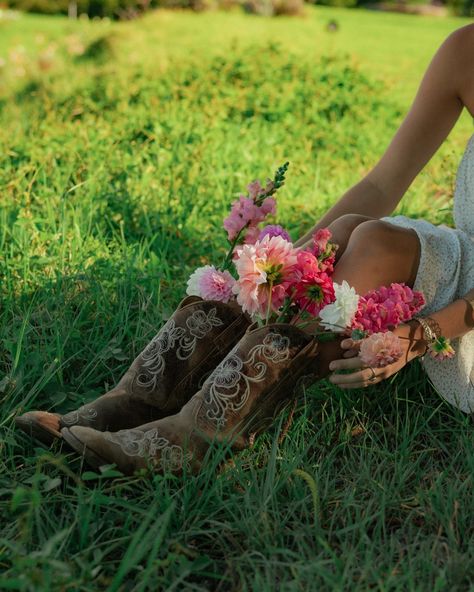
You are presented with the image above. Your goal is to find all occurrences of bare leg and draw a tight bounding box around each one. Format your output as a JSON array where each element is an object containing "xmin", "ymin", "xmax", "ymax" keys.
[
  {"xmin": 310, "ymin": 216, "xmax": 421, "ymax": 374},
  {"xmin": 331, "ymin": 218, "xmax": 420, "ymax": 294}
]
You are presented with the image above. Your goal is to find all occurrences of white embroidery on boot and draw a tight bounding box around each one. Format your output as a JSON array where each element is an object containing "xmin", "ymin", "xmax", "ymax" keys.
[
  {"xmin": 137, "ymin": 308, "xmax": 223, "ymax": 392},
  {"xmin": 176, "ymin": 308, "xmax": 224, "ymax": 360},
  {"xmin": 104, "ymin": 428, "xmax": 190, "ymax": 471},
  {"xmin": 61, "ymin": 406, "xmax": 99, "ymax": 426},
  {"xmin": 202, "ymin": 332, "xmax": 290, "ymax": 428}
]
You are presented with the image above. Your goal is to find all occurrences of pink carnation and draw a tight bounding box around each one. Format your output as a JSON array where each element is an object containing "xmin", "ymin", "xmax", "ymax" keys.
[
  {"xmin": 352, "ymin": 283, "xmax": 425, "ymax": 335},
  {"xmin": 359, "ymin": 331, "xmax": 403, "ymax": 368},
  {"xmin": 186, "ymin": 265, "xmax": 236, "ymax": 303},
  {"xmin": 233, "ymin": 235, "xmax": 298, "ymax": 316},
  {"xmin": 290, "ymin": 251, "xmax": 335, "ymax": 316}
]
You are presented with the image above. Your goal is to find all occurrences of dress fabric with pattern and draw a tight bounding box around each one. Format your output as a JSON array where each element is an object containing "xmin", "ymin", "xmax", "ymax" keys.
[{"xmin": 381, "ymin": 133, "xmax": 474, "ymax": 413}]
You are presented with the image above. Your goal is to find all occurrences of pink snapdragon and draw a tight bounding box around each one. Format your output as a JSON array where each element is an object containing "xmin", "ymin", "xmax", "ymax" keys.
[
  {"xmin": 359, "ymin": 331, "xmax": 403, "ymax": 368},
  {"xmin": 223, "ymin": 180, "xmax": 277, "ymax": 242},
  {"xmin": 352, "ymin": 283, "xmax": 425, "ymax": 335},
  {"xmin": 186, "ymin": 265, "xmax": 236, "ymax": 303},
  {"xmin": 312, "ymin": 228, "xmax": 332, "ymax": 258},
  {"xmin": 233, "ymin": 235, "xmax": 298, "ymax": 316},
  {"xmin": 308, "ymin": 228, "xmax": 337, "ymax": 274}
]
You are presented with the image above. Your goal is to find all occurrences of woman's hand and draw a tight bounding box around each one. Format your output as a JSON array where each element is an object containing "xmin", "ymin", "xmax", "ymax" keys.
[{"xmin": 328, "ymin": 323, "xmax": 427, "ymax": 389}]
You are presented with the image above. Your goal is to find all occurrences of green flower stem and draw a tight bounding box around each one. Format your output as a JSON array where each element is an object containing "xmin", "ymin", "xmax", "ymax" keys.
[{"xmin": 266, "ymin": 280, "xmax": 274, "ymax": 326}]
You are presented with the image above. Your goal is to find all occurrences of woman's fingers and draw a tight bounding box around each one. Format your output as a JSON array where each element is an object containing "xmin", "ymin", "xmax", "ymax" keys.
[
  {"xmin": 341, "ymin": 338, "xmax": 361, "ymax": 350},
  {"xmin": 329, "ymin": 364, "xmax": 386, "ymax": 386},
  {"xmin": 343, "ymin": 349, "xmax": 358, "ymax": 358},
  {"xmin": 329, "ymin": 357, "xmax": 364, "ymax": 371}
]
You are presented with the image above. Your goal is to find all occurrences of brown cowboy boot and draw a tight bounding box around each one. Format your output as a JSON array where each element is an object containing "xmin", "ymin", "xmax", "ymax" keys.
[
  {"xmin": 60, "ymin": 323, "xmax": 319, "ymax": 475},
  {"xmin": 15, "ymin": 296, "xmax": 250, "ymax": 446}
]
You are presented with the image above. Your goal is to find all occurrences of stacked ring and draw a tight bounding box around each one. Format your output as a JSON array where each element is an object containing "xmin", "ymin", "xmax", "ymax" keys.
[{"xmin": 368, "ymin": 367, "xmax": 377, "ymax": 382}]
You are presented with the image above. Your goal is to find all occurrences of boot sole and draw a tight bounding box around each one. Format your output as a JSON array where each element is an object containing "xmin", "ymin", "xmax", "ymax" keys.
[
  {"xmin": 61, "ymin": 428, "xmax": 110, "ymax": 472},
  {"xmin": 15, "ymin": 415, "xmax": 62, "ymax": 447}
]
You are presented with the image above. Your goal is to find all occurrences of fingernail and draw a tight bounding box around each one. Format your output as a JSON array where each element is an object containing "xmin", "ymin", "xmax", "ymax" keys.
[{"xmin": 329, "ymin": 362, "xmax": 336, "ymax": 371}]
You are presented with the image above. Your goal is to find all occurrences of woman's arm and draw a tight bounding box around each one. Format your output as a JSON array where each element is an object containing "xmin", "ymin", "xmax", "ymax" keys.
[
  {"xmin": 296, "ymin": 25, "xmax": 473, "ymax": 247},
  {"xmin": 329, "ymin": 289, "xmax": 474, "ymax": 389}
]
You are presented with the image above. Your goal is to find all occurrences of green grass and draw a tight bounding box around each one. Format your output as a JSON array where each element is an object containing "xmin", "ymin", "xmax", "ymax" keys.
[{"xmin": 1, "ymin": 6, "xmax": 473, "ymax": 591}]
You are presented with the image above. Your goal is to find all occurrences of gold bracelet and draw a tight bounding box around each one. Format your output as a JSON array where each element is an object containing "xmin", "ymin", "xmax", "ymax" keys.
[{"xmin": 413, "ymin": 316, "xmax": 441, "ymax": 344}]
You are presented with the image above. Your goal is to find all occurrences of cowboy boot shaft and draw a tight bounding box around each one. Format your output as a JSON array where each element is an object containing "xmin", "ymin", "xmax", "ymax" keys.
[
  {"xmin": 61, "ymin": 323, "xmax": 319, "ymax": 476},
  {"xmin": 17, "ymin": 296, "xmax": 251, "ymax": 446},
  {"xmin": 115, "ymin": 297, "xmax": 249, "ymax": 409},
  {"xmin": 57, "ymin": 296, "xmax": 250, "ymax": 432},
  {"xmin": 193, "ymin": 324, "xmax": 319, "ymax": 446}
]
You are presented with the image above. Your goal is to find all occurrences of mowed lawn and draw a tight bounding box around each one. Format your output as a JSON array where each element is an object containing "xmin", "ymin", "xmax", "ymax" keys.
[{"xmin": 1, "ymin": 6, "xmax": 473, "ymax": 591}]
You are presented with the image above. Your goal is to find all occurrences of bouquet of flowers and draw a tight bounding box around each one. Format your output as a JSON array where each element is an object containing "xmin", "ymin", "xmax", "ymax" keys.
[{"xmin": 186, "ymin": 163, "xmax": 454, "ymax": 368}]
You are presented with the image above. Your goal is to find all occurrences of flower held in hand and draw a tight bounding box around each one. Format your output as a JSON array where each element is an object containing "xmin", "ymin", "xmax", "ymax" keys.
[{"xmin": 359, "ymin": 331, "xmax": 403, "ymax": 368}]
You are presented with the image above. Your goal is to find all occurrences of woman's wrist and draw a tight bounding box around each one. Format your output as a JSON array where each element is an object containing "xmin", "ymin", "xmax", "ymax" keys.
[{"xmin": 400, "ymin": 321, "xmax": 428, "ymax": 359}]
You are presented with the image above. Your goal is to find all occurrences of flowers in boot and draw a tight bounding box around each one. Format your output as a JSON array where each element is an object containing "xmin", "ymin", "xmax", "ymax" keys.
[
  {"xmin": 222, "ymin": 163, "xmax": 288, "ymax": 247},
  {"xmin": 258, "ymin": 224, "xmax": 291, "ymax": 242},
  {"xmin": 359, "ymin": 331, "xmax": 403, "ymax": 368},
  {"xmin": 290, "ymin": 251, "xmax": 335, "ymax": 316},
  {"xmin": 233, "ymin": 235, "xmax": 298, "ymax": 316},
  {"xmin": 187, "ymin": 265, "xmax": 236, "ymax": 303},
  {"xmin": 223, "ymin": 193, "xmax": 276, "ymax": 242},
  {"xmin": 319, "ymin": 280, "xmax": 360, "ymax": 332},
  {"xmin": 310, "ymin": 228, "xmax": 338, "ymax": 274}
]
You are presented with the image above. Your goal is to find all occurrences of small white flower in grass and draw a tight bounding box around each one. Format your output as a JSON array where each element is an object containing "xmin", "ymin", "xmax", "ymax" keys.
[{"xmin": 319, "ymin": 280, "xmax": 360, "ymax": 332}]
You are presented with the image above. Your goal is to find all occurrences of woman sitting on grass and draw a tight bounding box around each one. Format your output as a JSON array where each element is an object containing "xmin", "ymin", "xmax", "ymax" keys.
[{"xmin": 16, "ymin": 24, "xmax": 474, "ymax": 475}]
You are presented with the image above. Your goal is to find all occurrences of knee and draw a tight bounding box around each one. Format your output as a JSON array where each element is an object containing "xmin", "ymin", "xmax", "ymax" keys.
[
  {"xmin": 330, "ymin": 214, "xmax": 373, "ymax": 236},
  {"xmin": 347, "ymin": 219, "xmax": 405, "ymax": 256},
  {"xmin": 328, "ymin": 214, "xmax": 375, "ymax": 255}
]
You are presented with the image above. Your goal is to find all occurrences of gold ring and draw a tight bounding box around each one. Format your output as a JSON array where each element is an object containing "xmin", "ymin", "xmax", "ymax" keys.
[{"xmin": 368, "ymin": 367, "xmax": 377, "ymax": 382}]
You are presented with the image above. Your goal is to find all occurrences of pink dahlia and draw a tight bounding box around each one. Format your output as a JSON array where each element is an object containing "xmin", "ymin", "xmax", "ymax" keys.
[
  {"xmin": 233, "ymin": 235, "xmax": 298, "ymax": 316},
  {"xmin": 291, "ymin": 251, "xmax": 335, "ymax": 316},
  {"xmin": 359, "ymin": 331, "xmax": 403, "ymax": 368},
  {"xmin": 186, "ymin": 265, "xmax": 236, "ymax": 303}
]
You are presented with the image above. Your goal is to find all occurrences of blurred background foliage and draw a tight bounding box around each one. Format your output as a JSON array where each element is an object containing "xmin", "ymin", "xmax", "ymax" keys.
[{"xmin": 2, "ymin": 0, "xmax": 474, "ymax": 19}]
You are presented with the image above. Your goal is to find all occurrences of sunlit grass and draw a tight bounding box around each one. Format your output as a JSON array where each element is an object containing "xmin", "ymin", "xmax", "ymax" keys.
[{"xmin": 0, "ymin": 7, "xmax": 473, "ymax": 591}]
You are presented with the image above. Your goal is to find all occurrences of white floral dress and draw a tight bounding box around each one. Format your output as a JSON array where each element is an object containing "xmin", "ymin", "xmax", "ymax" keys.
[{"xmin": 381, "ymin": 133, "xmax": 474, "ymax": 413}]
